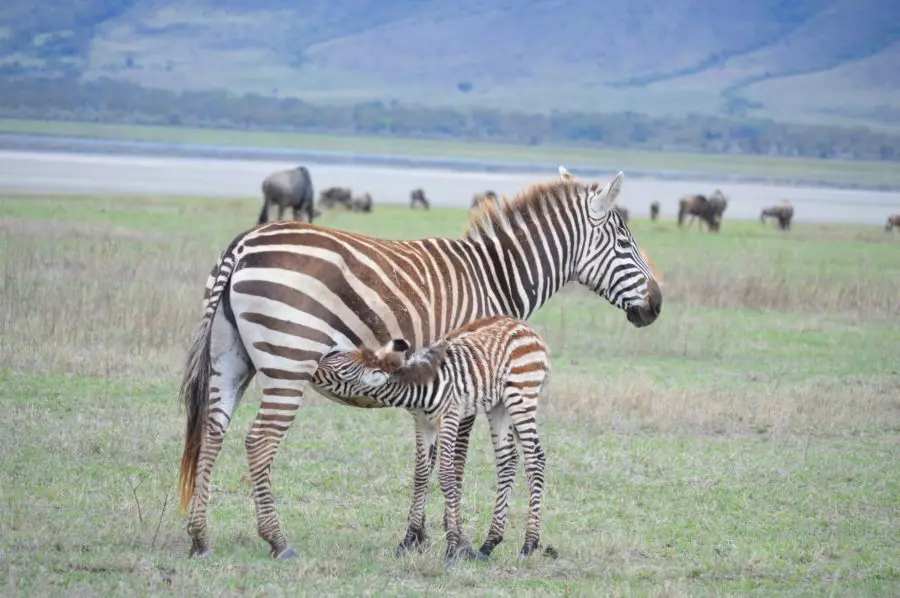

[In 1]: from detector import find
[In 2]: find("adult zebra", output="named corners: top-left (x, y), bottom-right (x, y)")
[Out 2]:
top-left (178, 166), bottom-right (663, 560)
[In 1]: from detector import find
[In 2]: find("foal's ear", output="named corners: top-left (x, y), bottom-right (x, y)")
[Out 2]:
top-left (374, 338), bottom-right (410, 368)
top-left (391, 339), bottom-right (410, 353)
top-left (558, 166), bottom-right (575, 181)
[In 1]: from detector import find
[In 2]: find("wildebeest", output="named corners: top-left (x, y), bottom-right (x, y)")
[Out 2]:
top-left (650, 201), bottom-right (660, 221)
top-left (678, 189), bottom-right (728, 232)
top-left (352, 193), bottom-right (373, 213)
top-left (320, 187), bottom-right (353, 210)
top-left (886, 214), bottom-right (900, 232)
top-left (760, 201), bottom-right (794, 230)
top-left (410, 189), bottom-right (430, 210)
top-left (613, 205), bottom-right (629, 224)
top-left (258, 166), bottom-right (315, 225)
top-left (471, 190), bottom-right (498, 209)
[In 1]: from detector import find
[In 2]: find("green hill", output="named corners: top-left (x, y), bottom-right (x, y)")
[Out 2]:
top-left (1, 0), bottom-right (898, 129)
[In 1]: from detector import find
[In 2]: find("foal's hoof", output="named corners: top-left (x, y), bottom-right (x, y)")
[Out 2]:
top-left (272, 546), bottom-right (298, 560)
top-left (190, 548), bottom-right (214, 558)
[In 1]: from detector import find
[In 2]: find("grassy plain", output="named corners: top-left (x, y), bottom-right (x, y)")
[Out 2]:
top-left (2, 117), bottom-right (900, 189)
top-left (1, 192), bottom-right (899, 596)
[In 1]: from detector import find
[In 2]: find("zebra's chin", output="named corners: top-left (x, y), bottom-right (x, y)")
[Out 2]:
top-left (626, 306), bottom-right (657, 328)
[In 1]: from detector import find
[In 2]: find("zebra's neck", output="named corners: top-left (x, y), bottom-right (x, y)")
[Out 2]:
top-left (456, 211), bottom-right (577, 321)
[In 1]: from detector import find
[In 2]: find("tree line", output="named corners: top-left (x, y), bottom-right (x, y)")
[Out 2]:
top-left (0, 75), bottom-right (898, 162)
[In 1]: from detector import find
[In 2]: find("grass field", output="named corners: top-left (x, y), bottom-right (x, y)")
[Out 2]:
top-left (1, 191), bottom-right (899, 596)
top-left (3, 118), bottom-right (900, 190)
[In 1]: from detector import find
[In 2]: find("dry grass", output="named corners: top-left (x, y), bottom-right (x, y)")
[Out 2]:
top-left (1, 202), bottom-right (898, 437)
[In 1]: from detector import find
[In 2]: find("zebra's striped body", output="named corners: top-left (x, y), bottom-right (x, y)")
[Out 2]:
top-left (178, 167), bottom-right (662, 560)
top-left (314, 315), bottom-right (550, 560)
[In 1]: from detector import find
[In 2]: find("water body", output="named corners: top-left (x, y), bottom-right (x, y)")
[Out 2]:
top-left (0, 149), bottom-right (897, 225)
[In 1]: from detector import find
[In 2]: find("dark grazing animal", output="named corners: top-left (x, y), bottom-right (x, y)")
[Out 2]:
top-left (352, 193), bottom-right (373, 213)
top-left (410, 188), bottom-right (430, 210)
top-left (678, 189), bottom-right (728, 232)
top-left (760, 201), bottom-right (794, 230)
top-left (471, 190), bottom-right (498, 209)
top-left (314, 315), bottom-right (551, 562)
top-left (650, 201), bottom-right (660, 221)
top-left (319, 187), bottom-right (353, 210)
top-left (178, 165), bottom-right (662, 562)
top-left (258, 166), bottom-right (315, 225)
top-left (886, 214), bottom-right (900, 232)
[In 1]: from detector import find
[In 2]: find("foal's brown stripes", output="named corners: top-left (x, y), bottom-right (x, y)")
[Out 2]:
top-left (313, 315), bottom-right (551, 560)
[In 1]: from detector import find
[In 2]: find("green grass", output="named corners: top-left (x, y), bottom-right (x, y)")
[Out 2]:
top-left (3, 117), bottom-right (900, 188)
top-left (1, 192), bottom-right (899, 596)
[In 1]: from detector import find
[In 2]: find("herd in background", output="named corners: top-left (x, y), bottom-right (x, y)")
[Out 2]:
top-left (256, 164), bottom-right (900, 234)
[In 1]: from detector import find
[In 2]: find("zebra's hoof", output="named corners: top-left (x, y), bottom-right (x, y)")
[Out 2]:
top-left (190, 548), bottom-right (213, 558)
top-left (272, 546), bottom-right (298, 560)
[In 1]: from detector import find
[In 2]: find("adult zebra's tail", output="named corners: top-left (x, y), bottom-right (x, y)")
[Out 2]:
top-left (178, 240), bottom-right (240, 513)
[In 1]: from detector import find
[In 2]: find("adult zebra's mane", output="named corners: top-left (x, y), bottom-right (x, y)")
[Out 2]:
top-left (464, 179), bottom-right (599, 240)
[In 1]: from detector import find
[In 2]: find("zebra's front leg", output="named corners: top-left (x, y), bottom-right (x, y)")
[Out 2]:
top-left (395, 414), bottom-right (437, 556)
top-left (186, 306), bottom-right (254, 557)
top-left (245, 371), bottom-right (313, 559)
top-left (477, 405), bottom-right (518, 558)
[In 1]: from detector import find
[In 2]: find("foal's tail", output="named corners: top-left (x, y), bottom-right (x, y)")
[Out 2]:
top-left (178, 240), bottom-right (240, 514)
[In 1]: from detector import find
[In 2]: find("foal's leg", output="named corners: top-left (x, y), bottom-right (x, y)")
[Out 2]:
top-left (396, 414), bottom-right (437, 556)
top-left (187, 307), bottom-right (255, 557)
top-left (437, 408), bottom-right (466, 563)
top-left (442, 414), bottom-right (475, 545)
top-left (477, 405), bottom-right (519, 557)
top-left (508, 395), bottom-right (547, 559)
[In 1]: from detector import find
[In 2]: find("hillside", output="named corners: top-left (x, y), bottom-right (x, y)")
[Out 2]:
top-left (1, 0), bottom-right (899, 128)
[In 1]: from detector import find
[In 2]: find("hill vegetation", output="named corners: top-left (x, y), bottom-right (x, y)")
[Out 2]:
top-left (1, 0), bottom-right (899, 159)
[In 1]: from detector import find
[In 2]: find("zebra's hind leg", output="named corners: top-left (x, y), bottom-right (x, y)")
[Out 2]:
top-left (396, 414), bottom-right (437, 556)
top-left (477, 405), bottom-right (518, 558)
top-left (187, 307), bottom-right (255, 557)
top-left (245, 367), bottom-right (317, 560)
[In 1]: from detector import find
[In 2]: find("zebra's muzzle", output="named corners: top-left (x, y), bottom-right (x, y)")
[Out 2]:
top-left (626, 280), bottom-right (662, 327)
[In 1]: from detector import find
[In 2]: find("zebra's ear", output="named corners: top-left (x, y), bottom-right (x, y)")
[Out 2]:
top-left (558, 166), bottom-right (574, 181)
top-left (589, 171), bottom-right (625, 219)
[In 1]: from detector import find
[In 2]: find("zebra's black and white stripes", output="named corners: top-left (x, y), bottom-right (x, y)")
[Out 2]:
top-left (314, 315), bottom-right (551, 561)
top-left (177, 166), bottom-right (662, 560)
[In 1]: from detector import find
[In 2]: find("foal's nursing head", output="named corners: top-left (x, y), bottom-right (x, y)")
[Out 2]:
top-left (559, 167), bottom-right (662, 328)
top-left (317, 338), bottom-right (448, 396)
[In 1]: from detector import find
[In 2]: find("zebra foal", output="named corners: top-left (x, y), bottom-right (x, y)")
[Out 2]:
top-left (314, 315), bottom-right (551, 562)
